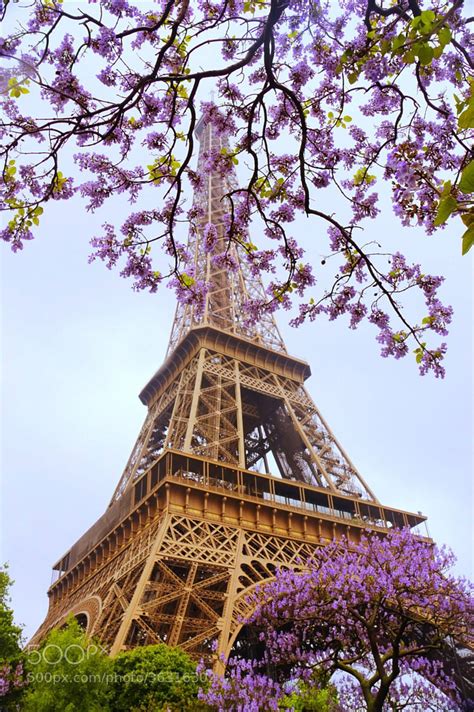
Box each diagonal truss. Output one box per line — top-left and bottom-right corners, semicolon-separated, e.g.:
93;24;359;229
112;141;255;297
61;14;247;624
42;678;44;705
112;345;376;501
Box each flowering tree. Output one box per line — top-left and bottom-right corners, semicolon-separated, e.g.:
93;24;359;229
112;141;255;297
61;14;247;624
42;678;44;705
0;565;26;709
199;529;474;711
0;0;472;376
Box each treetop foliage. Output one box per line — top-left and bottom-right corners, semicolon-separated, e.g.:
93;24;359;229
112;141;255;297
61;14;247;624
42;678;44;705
0;565;26;708
0;564;23;661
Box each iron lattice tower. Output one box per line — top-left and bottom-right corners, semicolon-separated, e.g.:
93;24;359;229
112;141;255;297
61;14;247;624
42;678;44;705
31;117;426;666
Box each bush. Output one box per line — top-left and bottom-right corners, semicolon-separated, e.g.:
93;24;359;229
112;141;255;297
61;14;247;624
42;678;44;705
23;618;111;712
109;643;209;712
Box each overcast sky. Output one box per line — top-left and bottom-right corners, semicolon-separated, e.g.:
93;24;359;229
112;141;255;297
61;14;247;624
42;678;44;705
1;1;472;644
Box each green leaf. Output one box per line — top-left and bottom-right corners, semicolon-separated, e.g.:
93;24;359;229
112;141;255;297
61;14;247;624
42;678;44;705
402;50;417;64
433;195;457;226
181;273;195;288
420;9;435;24
459;160;474;194
392;33;405;51
417;43;434;66
245;241;258;252
461;212;474;227
440;180;452;197
53;171;68;193
461;224;474;255
437;26;451;46
458;105;474;130
353;168;376;186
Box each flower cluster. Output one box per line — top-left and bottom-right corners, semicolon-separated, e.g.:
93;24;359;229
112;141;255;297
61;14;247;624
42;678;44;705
198;656;283;712
0;0;471;375
0;662;26;699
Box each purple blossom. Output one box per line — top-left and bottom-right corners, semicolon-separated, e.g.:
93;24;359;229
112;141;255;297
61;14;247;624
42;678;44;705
211;251;238;272
169;275;209;318
203;529;473;711
0;662;26;699
289;60;314;89
202;222;219;253
349;301;367;329
97;68;117;87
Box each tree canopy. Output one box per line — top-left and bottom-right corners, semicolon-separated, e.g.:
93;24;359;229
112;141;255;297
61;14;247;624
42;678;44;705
22;618;112;712
109;643;209;711
0;565;26;709
0;565;23;661
0;0;472;376
200;529;474;711
22;621;208;711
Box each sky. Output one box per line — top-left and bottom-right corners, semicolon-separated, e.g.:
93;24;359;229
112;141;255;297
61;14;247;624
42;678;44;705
0;1;473;644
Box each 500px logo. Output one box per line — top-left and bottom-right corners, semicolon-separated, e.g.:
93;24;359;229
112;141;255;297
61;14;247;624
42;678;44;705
26;643;107;666
26;673;70;684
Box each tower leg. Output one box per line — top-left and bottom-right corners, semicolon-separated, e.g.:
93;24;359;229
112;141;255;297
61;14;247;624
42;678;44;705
110;513;172;655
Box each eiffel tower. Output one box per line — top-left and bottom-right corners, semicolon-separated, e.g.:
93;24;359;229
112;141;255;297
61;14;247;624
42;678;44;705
31;115;427;667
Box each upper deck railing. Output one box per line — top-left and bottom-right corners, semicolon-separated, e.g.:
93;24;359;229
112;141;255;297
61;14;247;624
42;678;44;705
51;449;428;584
